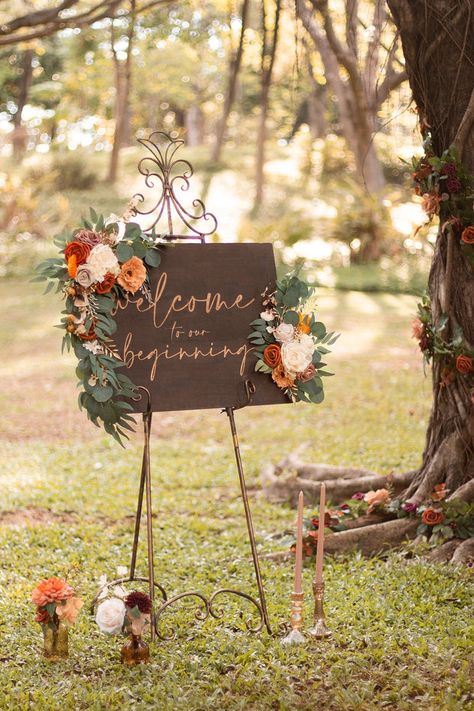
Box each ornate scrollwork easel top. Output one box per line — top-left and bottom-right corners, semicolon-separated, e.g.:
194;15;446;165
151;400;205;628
131;131;218;241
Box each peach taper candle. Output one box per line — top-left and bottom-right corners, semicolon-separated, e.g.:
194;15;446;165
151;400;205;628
282;491;305;645
308;482;331;638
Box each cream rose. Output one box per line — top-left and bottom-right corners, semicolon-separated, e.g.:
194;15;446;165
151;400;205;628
86;244;120;282
273;322;295;343
281;341;312;376
297;332;315;357
95;598;126;635
260;310;275;322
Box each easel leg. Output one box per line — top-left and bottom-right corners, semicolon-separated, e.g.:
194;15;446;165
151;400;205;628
225;407;272;634
129;447;147;580
143;411;156;641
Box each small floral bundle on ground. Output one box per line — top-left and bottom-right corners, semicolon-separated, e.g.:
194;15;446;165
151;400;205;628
412;294;474;395
35;202;164;444
95;582;152;637
286;483;474;555
248;272;338;403
32;577;83;630
411;138;474;257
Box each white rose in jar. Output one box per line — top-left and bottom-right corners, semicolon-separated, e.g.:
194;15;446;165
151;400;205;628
281;341;312;376
273;322;295;344
95;597;126;635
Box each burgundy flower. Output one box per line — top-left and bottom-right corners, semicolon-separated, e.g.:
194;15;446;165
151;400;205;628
351;492;365;500
339;504;350;514
446;176;462;193
402;502;418;514
124;591;152;614
441;162;457;177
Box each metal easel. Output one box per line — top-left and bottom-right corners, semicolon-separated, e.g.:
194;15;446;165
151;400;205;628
93;132;272;640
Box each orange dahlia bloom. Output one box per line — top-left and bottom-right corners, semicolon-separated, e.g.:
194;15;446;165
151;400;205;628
31;577;74;607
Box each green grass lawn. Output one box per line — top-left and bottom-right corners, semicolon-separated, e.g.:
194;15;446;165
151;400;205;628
0;281;472;711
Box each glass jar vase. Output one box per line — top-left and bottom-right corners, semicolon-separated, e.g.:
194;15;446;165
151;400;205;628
120;634;150;666
43;622;69;660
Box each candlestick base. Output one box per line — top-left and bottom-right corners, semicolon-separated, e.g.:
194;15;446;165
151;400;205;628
307;582;331;639
281;591;305;645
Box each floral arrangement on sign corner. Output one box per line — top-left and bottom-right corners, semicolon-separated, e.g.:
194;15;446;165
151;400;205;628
248;272;338;403
35;200;164;445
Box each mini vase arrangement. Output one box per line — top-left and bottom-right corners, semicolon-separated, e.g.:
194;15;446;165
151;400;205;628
32;577;83;660
95;586;152;665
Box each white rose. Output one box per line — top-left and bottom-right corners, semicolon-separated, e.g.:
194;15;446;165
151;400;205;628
297;332;316;357
95;598;126;634
86;244;120;282
260;310;275;322
281;341;312;376
273;322;295;343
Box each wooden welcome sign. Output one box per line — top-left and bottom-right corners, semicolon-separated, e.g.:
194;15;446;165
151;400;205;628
113;242;288;412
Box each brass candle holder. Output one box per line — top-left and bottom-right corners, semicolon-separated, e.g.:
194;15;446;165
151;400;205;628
307;581;331;638
281;591;305;644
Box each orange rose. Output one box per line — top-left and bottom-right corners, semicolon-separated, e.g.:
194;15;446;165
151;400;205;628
456;354;473;374
95;272;115;294
271;363;294;388
56;596;83;625
31;577;74;607
263;343;281;368
117;256;147;294
64;241;91;267
461;226;474;244
421;508;444;526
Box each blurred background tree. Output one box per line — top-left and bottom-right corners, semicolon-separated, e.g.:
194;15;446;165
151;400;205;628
0;0;430;281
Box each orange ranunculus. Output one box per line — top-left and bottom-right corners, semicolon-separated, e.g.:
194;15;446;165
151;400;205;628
56;596;83;625
64;241;91;267
67;254;78;278
263;343;281;368
31;577;74;607
364;488;390;511
456;354;473;374
117;256;147;294
421;508;444;526
461;226;474;244
297;313;311;334
95;272;115;294
271;363;294;388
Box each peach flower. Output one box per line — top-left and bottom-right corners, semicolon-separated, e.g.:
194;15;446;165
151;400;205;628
31;577;74;606
271;364;295;388
56;596;84;625
411;317;424;340
364;488;390;511
117;256;147;293
421;192;442;216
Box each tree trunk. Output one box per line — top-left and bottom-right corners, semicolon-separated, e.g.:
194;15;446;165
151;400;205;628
254;0;281;212
108;1;135;184
211;0;250;163
387;0;474;502
12;49;33;159
185;104;204;147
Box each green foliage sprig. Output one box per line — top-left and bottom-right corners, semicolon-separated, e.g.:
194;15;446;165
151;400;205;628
35;207;163;445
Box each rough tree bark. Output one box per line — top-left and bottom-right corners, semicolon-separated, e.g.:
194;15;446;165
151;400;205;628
211;0;250;163
253;0;281;212
107;1;136;184
387;0;474;502
263;1;474;559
